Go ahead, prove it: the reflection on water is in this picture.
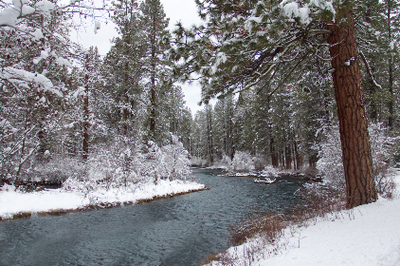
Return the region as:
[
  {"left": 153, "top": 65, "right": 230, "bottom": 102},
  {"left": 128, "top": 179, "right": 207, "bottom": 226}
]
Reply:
[{"left": 0, "top": 168, "right": 304, "bottom": 266}]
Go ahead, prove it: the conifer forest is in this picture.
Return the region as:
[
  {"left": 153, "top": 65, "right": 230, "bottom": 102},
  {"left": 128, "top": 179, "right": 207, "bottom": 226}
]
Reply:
[{"left": 0, "top": 0, "right": 399, "bottom": 208}]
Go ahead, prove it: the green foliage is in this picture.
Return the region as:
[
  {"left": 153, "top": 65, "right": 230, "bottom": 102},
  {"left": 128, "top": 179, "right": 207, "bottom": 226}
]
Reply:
[
  {"left": 356, "top": 0, "right": 400, "bottom": 128},
  {"left": 178, "top": 0, "right": 398, "bottom": 173}
]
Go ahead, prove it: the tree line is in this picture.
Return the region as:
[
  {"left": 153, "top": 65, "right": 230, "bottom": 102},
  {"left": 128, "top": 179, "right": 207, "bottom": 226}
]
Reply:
[
  {"left": 173, "top": 0, "right": 400, "bottom": 208},
  {"left": 1, "top": 0, "right": 399, "bottom": 208},
  {"left": 0, "top": 0, "right": 192, "bottom": 189}
]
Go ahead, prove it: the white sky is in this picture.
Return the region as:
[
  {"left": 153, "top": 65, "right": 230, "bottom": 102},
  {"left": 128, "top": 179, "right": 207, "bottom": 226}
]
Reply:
[{"left": 71, "top": 0, "right": 204, "bottom": 115}]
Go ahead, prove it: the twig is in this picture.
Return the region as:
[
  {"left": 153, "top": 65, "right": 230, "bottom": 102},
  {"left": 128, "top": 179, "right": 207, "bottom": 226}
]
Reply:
[
  {"left": 266, "top": 50, "right": 311, "bottom": 99},
  {"left": 359, "top": 50, "right": 383, "bottom": 90}
]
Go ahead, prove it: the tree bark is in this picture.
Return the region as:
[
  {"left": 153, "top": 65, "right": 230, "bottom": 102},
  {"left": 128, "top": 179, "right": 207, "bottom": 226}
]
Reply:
[
  {"left": 327, "top": 8, "right": 377, "bottom": 208},
  {"left": 387, "top": 0, "right": 394, "bottom": 129},
  {"left": 206, "top": 105, "right": 214, "bottom": 164},
  {"left": 285, "top": 145, "right": 292, "bottom": 170},
  {"left": 83, "top": 74, "right": 89, "bottom": 161},
  {"left": 270, "top": 138, "right": 278, "bottom": 167}
]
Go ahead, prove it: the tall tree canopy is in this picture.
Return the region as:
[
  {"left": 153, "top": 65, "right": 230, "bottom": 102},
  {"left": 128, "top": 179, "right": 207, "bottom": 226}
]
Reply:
[{"left": 172, "top": 0, "right": 382, "bottom": 208}]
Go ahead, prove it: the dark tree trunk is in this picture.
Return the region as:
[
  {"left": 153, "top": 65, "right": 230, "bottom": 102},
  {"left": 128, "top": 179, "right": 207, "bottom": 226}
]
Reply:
[
  {"left": 368, "top": 73, "right": 378, "bottom": 122},
  {"left": 150, "top": 85, "right": 156, "bottom": 134},
  {"left": 270, "top": 138, "right": 278, "bottom": 167},
  {"left": 83, "top": 75, "right": 89, "bottom": 161},
  {"left": 123, "top": 68, "right": 130, "bottom": 136},
  {"left": 327, "top": 8, "right": 377, "bottom": 208},
  {"left": 285, "top": 145, "right": 292, "bottom": 170},
  {"left": 207, "top": 106, "right": 214, "bottom": 164},
  {"left": 294, "top": 141, "right": 302, "bottom": 170},
  {"left": 123, "top": 24, "right": 131, "bottom": 136},
  {"left": 388, "top": 59, "right": 394, "bottom": 129},
  {"left": 308, "top": 154, "right": 317, "bottom": 168},
  {"left": 387, "top": 1, "right": 394, "bottom": 129}
]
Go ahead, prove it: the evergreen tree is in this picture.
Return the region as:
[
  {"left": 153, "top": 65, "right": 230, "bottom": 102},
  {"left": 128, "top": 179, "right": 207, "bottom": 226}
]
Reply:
[
  {"left": 173, "top": 0, "right": 378, "bottom": 207},
  {"left": 0, "top": 0, "right": 78, "bottom": 184},
  {"left": 213, "top": 94, "right": 236, "bottom": 160},
  {"left": 140, "top": 0, "right": 173, "bottom": 145},
  {"left": 357, "top": 0, "right": 400, "bottom": 130},
  {"left": 103, "top": 0, "right": 144, "bottom": 138}
]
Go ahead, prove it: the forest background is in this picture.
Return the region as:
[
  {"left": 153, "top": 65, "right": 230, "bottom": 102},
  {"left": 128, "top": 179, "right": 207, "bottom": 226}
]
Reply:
[{"left": 0, "top": 0, "right": 399, "bottom": 203}]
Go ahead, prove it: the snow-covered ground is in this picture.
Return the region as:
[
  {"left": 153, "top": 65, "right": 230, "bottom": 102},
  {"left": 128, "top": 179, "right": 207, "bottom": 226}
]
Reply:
[
  {"left": 0, "top": 180, "right": 206, "bottom": 220},
  {"left": 207, "top": 170, "right": 400, "bottom": 266}
]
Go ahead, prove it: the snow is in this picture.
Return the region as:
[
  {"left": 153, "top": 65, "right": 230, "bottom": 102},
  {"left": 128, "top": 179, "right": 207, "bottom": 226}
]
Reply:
[
  {"left": 281, "top": 0, "right": 336, "bottom": 24},
  {"left": 35, "top": 0, "right": 56, "bottom": 15},
  {"left": 0, "top": 180, "right": 206, "bottom": 220},
  {"left": 0, "top": 6, "right": 19, "bottom": 26},
  {"left": 2, "top": 67, "right": 62, "bottom": 97},
  {"left": 21, "top": 5, "right": 35, "bottom": 16},
  {"left": 310, "top": 0, "right": 336, "bottom": 19},
  {"left": 283, "top": 3, "right": 311, "bottom": 24},
  {"left": 32, "top": 29, "right": 44, "bottom": 40},
  {"left": 206, "top": 170, "right": 400, "bottom": 266},
  {"left": 211, "top": 52, "right": 227, "bottom": 75},
  {"left": 94, "top": 20, "right": 101, "bottom": 34},
  {"left": 33, "top": 48, "right": 50, "bottom": 64},
  {"left": 56, "top": 56, "right": 72, "bottom": 67}
]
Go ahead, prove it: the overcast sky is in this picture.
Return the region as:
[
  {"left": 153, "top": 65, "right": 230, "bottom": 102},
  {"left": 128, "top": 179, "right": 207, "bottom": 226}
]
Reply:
[{"left": 71, "top": 0, "right": 204, "bottom": 115}]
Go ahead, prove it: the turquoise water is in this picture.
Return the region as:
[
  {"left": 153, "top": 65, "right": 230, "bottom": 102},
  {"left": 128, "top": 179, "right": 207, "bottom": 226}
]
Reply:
[{"left": 0, "top": 168, "right": 304, "bottom": 266}]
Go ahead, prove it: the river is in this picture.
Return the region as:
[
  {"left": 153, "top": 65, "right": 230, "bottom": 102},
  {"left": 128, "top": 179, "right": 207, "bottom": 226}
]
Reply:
[{"left": 0, "top": 168, "right": 305, "bottom": 266}]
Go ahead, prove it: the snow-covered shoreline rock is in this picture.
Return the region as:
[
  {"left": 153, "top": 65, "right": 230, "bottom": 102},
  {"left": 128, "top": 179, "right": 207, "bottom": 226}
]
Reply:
[{"left": 0, "top": 180, "right": 206, "bottom": 221}]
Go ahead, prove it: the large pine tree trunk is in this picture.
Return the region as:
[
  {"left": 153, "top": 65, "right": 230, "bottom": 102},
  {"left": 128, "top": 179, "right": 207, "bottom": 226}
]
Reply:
[{"left": 327, "top": 8, "right": 377, "bottom": 208}]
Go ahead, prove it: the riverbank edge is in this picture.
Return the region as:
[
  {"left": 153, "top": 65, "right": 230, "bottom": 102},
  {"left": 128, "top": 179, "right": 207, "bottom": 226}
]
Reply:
[
  {"left": 207, "top": 167, "right": 322, "bottom": 183},
  {"left": 0, "top": 186, "right": 209, "bottom": 222},
  {"left": 202, "top": 170, "right": 400, "bottom": 265}
]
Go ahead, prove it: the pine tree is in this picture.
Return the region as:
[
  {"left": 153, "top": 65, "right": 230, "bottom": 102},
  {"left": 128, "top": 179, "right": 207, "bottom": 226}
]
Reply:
[
  {"left": 140, "top": 0, "right": 173, "bottom": 145},
  {"left": 173, "top": 0, "right": 378, "bottom": 207},
  {"left": 103, "top": 0, "right": 145, "bottom": 138},
  {"left": 327, "top": 4, "right": 377, "bottom": 207},
  {"left": 356, "top": 0, "right": 400, "bottom": 129},
  {"left": 213, "top": 94, "right": 236, "bottom": 160},
  {"left": 81, "top": 46, "right": 103, "bottom": 160},
  {"left": 0, "top": 0, "right": 78, "bottom": 184},
  {"left": 383, "top": 0, "right": 400, "bottom": 129}
]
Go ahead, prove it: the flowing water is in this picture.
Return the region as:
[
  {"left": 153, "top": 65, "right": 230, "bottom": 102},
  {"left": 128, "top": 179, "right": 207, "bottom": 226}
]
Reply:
[{"left": 0, "top": 168, "right": 305, "bottom": 266}]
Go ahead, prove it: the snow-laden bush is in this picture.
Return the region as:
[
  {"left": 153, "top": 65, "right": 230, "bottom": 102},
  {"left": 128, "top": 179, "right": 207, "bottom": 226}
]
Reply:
[
  {"left": 62, "top": 138, "right": 144, "bottom": 192},
  {"left": 262, "top": 165, "right": 279, "bottom": 178},
  {"left": 30, "top": 156, "right": 86, "bottom": 184},
  {"left": 62, "top": 135, "right": 192, "bottom": 193},
  {"left": 88, "top": 142, "right": 144, "bottom": 188},
  {"left": 317, "top": 123, "right": 398, "bottom": 197},
  {"left": 316, "top": 126, "right": 345, "bottom": 187},
  {"left": 230, "top": 151, "right": 255, "bottom": 172},
  {"left": 211, "top": 154, "right": 232, "bottom": 170},
  {"left": 368, "top": 123, "right": 398, "bottom": 197},
  {"left": 142, "top": 135, "right": 191, "bottom": 183},
  {"left": 161, "top": 136, "right": 192, "bottom": 180},
  {"left": 190, "top": 156, "right": 208, "bottom": 167}
]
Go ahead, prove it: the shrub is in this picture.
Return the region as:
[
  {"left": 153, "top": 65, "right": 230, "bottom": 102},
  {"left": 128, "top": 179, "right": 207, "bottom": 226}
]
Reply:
[
  {"left": 316, "top": 126, "right": 345, "bottom": 187},
  {"left": 190, "top": 157, "right": 208, "bottom": 167},
  {"left": 62, "top": 135, "right": 192, "bottom": 192},
  {"left": 262, "top": 165, "right": 279, "bottom": 178},
  {"left": 230, "top": 151, "right": 255, "bottom": 173},
  {"left": 368, "top": 123, "right": 399, "bottom": 198},
  {"left": 143, "top": 135, "right": 191, "bottom": 182},
  {"left": 317, "top": 123, "right": 399, "bottom": 198}
]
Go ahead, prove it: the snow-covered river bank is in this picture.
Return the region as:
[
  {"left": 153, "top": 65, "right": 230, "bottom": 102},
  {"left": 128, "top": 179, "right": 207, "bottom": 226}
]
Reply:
[
  {"left": 0, "top": 179, "right": 206, "bottom": 220},
  {"left": 206, "top": 170, "right": 400, "bottom": 266},
  {"left": 0, "top": 168, "right": 305, "bottom": 265}
]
